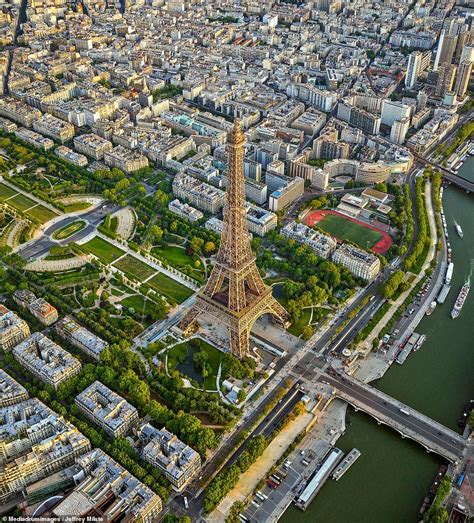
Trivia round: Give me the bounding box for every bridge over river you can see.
[414,154,474,193]
[321,371,466,463]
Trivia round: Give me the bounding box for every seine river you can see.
[282,156,474,523]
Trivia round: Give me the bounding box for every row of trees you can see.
[423,475,451,522]
[381,270,405,299]
[403,177,430,273]
[204,435,268,514]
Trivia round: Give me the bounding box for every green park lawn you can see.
[152,244,205,282]
[7,193,37,212]
[27,205,59,224]
[120,294,161,318]
[113,254,156,281]
[62,201,92,213]
[148,272,193,304]
[52,220,86,240]
[317,213,382,249]
[80,237,125,264]
[152,244,194,267]
[288,308,312,337]
[0,183,18,201]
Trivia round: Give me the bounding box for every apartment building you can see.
[138,423,201,491]
[13,289,58,326]
[246,205,277,236]
[337,101,381,135]
[0,116,17,133]
[172,174,225,213]
[75,381,138,438]
[15,128,54,150]
[287,83,337,112]
[0,369,29,408]
[74,133,113,160]
[0,398,90,504]
[33,113,75,143]
[52,449,162,523]
[0,305,30,352]
[55,316,108,361]
[55,146,88,167]
[282,221,337,259]
[12,333,82,389]
[168,199,204,222]
[104,145,149,173]
[145,135,194,165]
[0,97,42,127]
[312,127,350,160]
[291,107,327,135]
[288,154,329,190]
[332,244,381,280]
[267,172,305,212]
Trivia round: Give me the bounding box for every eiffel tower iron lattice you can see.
[178,120,290,359]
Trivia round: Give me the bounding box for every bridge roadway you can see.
[320,371,466,463]
[414,154,474,193]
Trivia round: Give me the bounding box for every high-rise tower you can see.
[179,120,290,358]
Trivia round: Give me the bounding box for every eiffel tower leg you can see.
[229,326,250,359]
[268,298,292,328]
[178,306,201,336]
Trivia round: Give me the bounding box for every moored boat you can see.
[426,301,436,316]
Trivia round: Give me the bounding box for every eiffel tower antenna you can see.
[178,119,290,359]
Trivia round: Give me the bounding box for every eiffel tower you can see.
[178,120,290,359]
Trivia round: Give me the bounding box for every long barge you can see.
[396,333,420,364]
[445,262,454,285]
[331,448,361,481]
[437,283,451,304]
[294,448,343,511]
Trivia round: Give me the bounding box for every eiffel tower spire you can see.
[178,119,290,359]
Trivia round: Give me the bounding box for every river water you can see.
[282,156,474,523]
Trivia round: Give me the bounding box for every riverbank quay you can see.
[214,167,471,523]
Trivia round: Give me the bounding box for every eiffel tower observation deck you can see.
[178,119,290,359]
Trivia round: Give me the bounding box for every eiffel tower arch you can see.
[178,120,290,359]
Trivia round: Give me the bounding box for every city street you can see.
[17,202,115,260]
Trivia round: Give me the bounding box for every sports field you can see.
[306,210,393,254]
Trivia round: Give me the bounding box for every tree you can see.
[302,325,314,340]
[204,241,216,254]
[150,225,164,243]
[190,236,204,255]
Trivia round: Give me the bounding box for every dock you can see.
[295,448,344,511]
[331,448,361,481]
[396,333,420,364]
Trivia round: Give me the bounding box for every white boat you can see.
[426,301,436,316]
[414,334,426,351]
[445,262,454,285]
[454,221,463,238]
